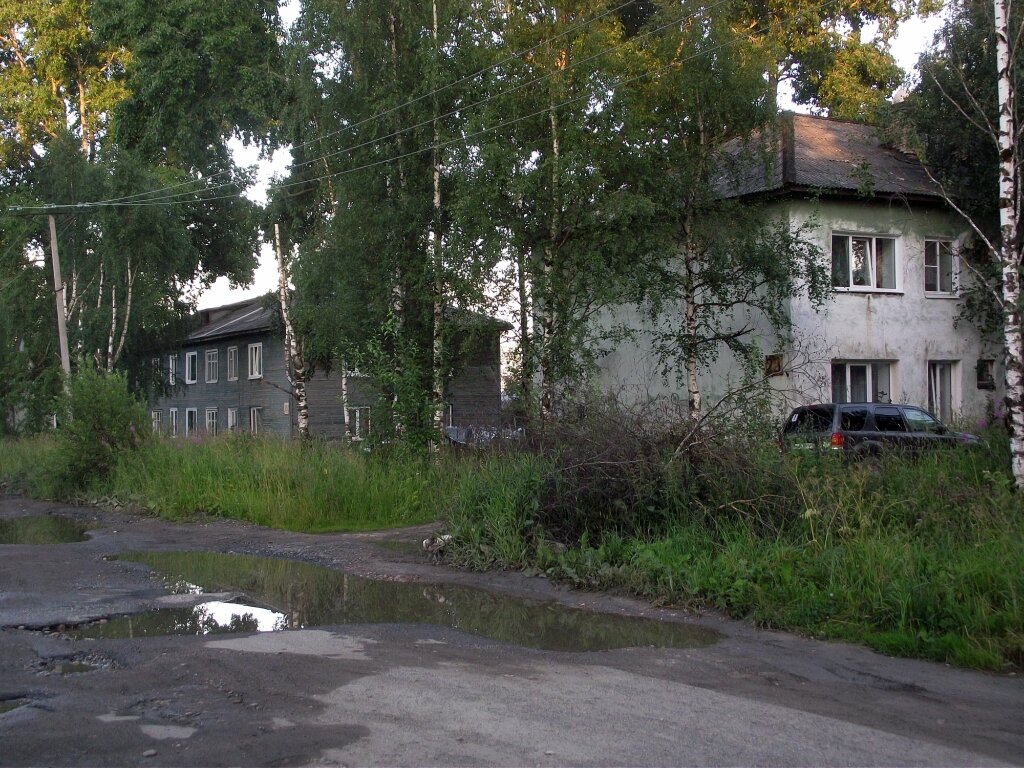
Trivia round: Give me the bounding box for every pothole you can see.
[31,652,114,675]
[0,516,89,544]
[64,551,718,652]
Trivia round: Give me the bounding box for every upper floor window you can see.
[227,347,238,381]
[977,359,996,390]
[205,349,219,383]
[924,239,956,295]
[168,354,177,385]
[248,343,263,379]
[185,351,198,384]
[831,234,897,291]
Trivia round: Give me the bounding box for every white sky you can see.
[197,10,945,311]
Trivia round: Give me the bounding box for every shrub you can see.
[56,367,150,490]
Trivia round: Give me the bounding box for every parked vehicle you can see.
[780,402,981,457]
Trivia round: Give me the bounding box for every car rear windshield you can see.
[785,406,833,433]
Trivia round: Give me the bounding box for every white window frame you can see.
[248,343,263,379]
[249,406,263,435]
[205,408,218,435]
[346,406,371,441]
[924,239,958,296]
[227,346,238,381]
[185,407,198,436]
[168,355,177,385]
[227,407,238,431]
[831,233,900,292]
[831,361,894,404]
[928,360,958,424]
[169,408,179,437]
[205,349,219,383]
[185,351,198,384]
[151,410,162,434]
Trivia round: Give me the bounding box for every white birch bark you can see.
[430,0,447,439]
[275,224,310,440]
[994,0,1024,487]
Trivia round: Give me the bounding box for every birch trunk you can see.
[682,244,702,422]
[275,224,310,441]
[538,91,562,424]
[994,0,1024,487]
[430,0,447,438]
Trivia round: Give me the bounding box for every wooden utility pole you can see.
[48,214,71,377]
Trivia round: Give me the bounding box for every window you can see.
[873,406,906,432]
[185,407,198,436]
[928,361,956,423]
[904,406,944,433]
[227,407,238,431]
[205,349,219,383]
[977,359,996,390]
[168,355,177,385]
[764,354,784,377]
[169,408,179,437]
[831,361,892,403]
[227,347,238,381]
[346,406,371,441]
[839,407,869,431]
[248,343,263,379]
[924,239,956,295]
[151,410,163,434]
[831,234,897,290]
[185,351,198,384]
[249,406,263,435]
[205,408,218,435]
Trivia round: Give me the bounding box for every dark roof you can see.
[190,297,275,342]
[718,113,941,201]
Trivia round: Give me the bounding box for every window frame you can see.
[227,407,238,431]
[346,406,371,441]
[151,410,163,434]
[205,407,218,435]
[184,407,198,436]
[831,360,894,404]
[227,346,238,381]
[248,343,263,380]
[249,406,263,435]
[205,349,219,383]
[924,239,958,297]
[831,232,900,293]
[169,408,179,437]
[928,360,957,424]
[185,351,198,384]
[168,355,177,386]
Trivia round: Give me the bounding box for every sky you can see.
[197,10,945,311]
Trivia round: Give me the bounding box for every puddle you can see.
[32,654,110,675]
[0,699,28,715]
[71,551,717,652]
[0,516,89,544]
[374,540,427,557]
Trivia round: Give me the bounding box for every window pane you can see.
[831,236,850,287]
[871,363,891,403]
[851,238,871,286]
[875,238,896,289]
[831,363,847,402]
[840,407,868,430]
[849,364,868,401]
[874,406,906,431]
[904,407,942,433]
[939,242,953,292]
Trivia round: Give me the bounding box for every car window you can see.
[839,407,868,430]
[873,406,907,432]
[903,407,944,434]
[785,407,833,433]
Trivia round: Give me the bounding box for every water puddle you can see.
[0,516,89,544]
[70,551,717,652]
[0,699,28,715]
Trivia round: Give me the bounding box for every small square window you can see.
[977,359,996,390]
[764,354,784,377]
[185,352,198,384]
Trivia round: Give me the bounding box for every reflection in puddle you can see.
[0,699,27,715]
[0,516,89,544]
[70,551,717,652]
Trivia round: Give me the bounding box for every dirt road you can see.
[0,495,1020,766]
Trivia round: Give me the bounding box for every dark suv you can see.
[781,402,981,457]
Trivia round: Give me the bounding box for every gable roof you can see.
[190,297,275,342]
[719,113,941,202]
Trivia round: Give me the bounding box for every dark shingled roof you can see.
[189,297,275,342]
[718,113,941,201]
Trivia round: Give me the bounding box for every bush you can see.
[56,367,150,491]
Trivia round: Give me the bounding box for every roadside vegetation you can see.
[0,372,1020,670]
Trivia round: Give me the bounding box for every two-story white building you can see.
[597,113,1004,423]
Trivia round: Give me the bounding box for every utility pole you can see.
[48,214,71,377]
